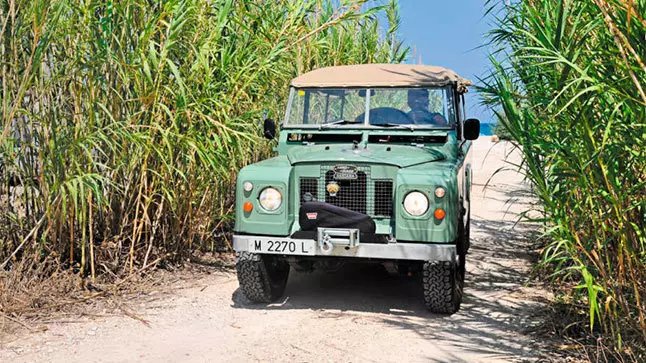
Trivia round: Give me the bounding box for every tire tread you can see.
[423,260,463,314]
[236,252,286,303]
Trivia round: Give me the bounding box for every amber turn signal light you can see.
[243,202,253,213]
[434,208,445,220]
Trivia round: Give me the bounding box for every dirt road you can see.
[0,140,551,362]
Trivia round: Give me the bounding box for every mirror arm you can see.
[458,139,467,156]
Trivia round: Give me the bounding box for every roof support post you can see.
[363,89,371,126]
[283,87,295,124]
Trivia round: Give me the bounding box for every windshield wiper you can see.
[374,123,416,131]
[318,119,363,130]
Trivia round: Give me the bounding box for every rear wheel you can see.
[236,252,290,303]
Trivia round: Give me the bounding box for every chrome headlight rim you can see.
[258,187,282,211]
[403,190,429,216]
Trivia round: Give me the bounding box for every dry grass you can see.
[0,255,233,340]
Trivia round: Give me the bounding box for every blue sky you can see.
[397,0,494,123]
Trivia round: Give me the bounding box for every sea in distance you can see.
[480,123,495,136]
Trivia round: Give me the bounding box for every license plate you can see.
[248,238,316,256]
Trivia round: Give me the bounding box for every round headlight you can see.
[403,191,429,216]
[259,187,282,211]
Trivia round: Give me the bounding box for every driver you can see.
[407,89,448,126]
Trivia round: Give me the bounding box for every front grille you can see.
[299,178,318,203]
[374,180,393,217]
[324,170,368,214]
[298,165,394,218]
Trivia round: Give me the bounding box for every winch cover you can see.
[299,202,376,234]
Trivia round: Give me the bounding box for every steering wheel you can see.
[355,107,411,125]
[408,110,448,126]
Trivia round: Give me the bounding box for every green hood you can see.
[285,144,448,168]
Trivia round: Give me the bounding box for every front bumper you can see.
[232,234,455,261]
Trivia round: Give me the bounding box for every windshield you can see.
[285,87,456,128]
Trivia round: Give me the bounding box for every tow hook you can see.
[319,234,334,255]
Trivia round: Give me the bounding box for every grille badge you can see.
[332,165,358,180]
[326,181,340,196]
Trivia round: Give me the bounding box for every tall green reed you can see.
[482,0,646,350]
[0,0,408,278]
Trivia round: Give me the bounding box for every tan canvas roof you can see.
[290,64,472,92]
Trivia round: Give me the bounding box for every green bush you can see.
[0,0,408,277]
[491,113,514,140]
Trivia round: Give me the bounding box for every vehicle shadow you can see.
[230,227,548,361]
[230,261,547,360]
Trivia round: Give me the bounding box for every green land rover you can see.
[233,64,480,314]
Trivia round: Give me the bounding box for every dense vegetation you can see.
[483,0,646,353]
[0,0,407,278]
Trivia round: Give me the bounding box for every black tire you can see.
[424,216,466,314]
[236,252,290,303]
[457,217,466,256]
[423,259,464,314]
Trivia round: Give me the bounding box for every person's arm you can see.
[431,114,448,126]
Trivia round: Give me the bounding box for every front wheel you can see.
[423,257,464,314]
[236,252,290,303]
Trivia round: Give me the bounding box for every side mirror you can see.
[263,118,277,140]
[463,118,480,140]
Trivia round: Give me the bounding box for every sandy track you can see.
[0,140,551,362]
